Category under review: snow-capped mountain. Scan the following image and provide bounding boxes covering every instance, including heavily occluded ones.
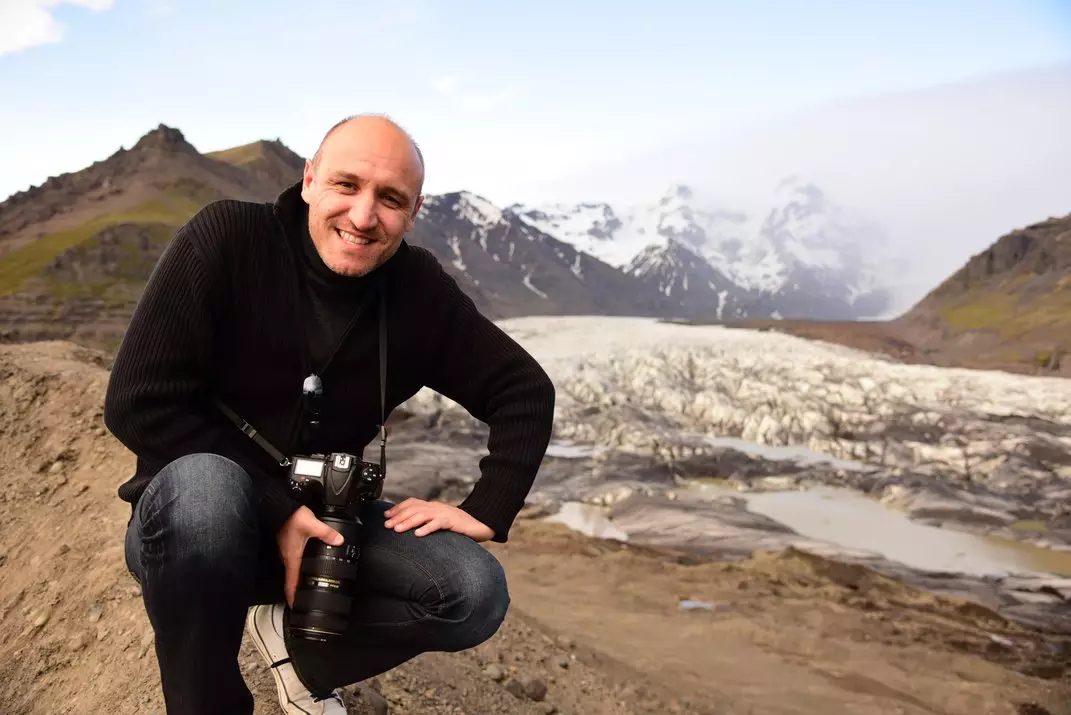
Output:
[403,191,675,320]
[510,177,896,320]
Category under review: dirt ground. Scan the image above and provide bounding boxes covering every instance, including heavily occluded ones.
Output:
[1,340,1069,715]
[705,318,1066,378]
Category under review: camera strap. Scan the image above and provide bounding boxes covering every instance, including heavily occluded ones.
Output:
[377,279,388,476]
[214,399,291,467]
[213,281,389,475]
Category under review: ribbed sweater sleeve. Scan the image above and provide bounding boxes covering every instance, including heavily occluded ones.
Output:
[418,261,556,542]
[103,203,303,533]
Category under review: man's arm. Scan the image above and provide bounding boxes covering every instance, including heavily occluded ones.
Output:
[417,262,556,543]
[103,204,303,533]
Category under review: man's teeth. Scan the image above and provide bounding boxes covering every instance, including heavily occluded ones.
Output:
[337,229,372,245]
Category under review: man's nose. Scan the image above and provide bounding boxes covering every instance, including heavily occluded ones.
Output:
[348,191,378,231]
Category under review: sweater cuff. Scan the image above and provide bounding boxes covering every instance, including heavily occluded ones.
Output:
[260,475,304,534]
[458,477,526,543]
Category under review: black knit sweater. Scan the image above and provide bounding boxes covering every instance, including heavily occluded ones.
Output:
[103,182,556,542]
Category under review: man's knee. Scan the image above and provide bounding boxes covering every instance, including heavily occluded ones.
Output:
[135,453,259,567]
[441,544,510,651]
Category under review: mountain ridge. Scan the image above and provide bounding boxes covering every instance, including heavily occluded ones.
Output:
[510,177,898,321]
[2,121,1067,378]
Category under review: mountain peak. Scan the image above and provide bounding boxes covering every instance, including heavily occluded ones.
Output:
[773,175,826,208]
[205,137,306,177]
[661,184,694,204]
[130,123,198,155]
[447,191,504,229]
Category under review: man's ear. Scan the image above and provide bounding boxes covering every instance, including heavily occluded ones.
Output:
[300,159,315,202]
[407,195,425,230]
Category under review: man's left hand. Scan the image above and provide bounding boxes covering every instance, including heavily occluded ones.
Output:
[383,498,494,542]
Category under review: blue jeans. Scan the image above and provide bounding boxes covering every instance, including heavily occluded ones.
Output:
[124,453,510,715]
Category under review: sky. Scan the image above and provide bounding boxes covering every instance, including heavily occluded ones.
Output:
[1,0,1070,308]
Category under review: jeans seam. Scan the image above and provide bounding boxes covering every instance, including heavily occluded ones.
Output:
[355,543,449,627]
[125,476,160,582]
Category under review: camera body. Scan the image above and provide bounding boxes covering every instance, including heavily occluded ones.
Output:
[285,452,385,643]
[288,451,384,511]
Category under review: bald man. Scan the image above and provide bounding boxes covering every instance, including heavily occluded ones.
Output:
[105,114,556,715]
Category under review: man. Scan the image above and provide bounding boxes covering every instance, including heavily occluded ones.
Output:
[105,114,556,715]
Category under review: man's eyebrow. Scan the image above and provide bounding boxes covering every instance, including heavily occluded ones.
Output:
[332,170,412,202]
[331,170,361,184]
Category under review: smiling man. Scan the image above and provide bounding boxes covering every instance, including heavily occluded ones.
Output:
[303,115,426,277]
[105,114,556,715]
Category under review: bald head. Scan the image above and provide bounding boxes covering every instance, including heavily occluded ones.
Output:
[312,113,425,195]
[300,113,427,277]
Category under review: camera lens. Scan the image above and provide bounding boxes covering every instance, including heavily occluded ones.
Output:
[287,515,363,642]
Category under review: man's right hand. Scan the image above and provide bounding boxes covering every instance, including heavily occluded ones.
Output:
[276,505,344,608]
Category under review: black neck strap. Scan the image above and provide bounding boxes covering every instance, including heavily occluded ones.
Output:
[377,279,387,475]
[214,279,388,475]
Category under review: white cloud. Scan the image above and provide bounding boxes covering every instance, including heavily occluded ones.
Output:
[0,0,114,57]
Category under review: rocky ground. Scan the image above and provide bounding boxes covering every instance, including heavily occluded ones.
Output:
[2,327,1071,714]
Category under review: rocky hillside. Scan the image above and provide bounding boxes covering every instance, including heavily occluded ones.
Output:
[511,177,897,321]
[893,211,1071,372]
[0,125,305,352]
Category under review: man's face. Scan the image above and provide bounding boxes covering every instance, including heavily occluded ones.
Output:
[301,118,425,277]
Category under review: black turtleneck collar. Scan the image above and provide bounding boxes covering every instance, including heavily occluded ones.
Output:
[272,180,371,296]
[272,180,380,375]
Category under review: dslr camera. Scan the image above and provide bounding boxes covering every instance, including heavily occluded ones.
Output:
[285,450,385,643]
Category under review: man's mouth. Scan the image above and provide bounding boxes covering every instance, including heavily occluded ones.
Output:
[336,228,374,246]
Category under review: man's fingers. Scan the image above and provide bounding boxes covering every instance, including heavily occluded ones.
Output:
[313,521,344,545]
[284,557,299,608]
[384,498,423,519]
[414,518,445,537]
[384,503,423,528]
[390,510,433,532]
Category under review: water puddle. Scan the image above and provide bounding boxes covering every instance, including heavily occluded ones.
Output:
[545,501,629,541]
[540,436,1071,578]
[720,485,1071,577]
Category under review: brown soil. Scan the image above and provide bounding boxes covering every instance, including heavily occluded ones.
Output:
[1,340,1069,715]
[707,317,1068,378]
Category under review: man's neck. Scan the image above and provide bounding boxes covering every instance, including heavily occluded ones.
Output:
[299,217,370,294]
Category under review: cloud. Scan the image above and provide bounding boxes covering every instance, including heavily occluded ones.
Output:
[0,0,114,57]
[430,75,521,113]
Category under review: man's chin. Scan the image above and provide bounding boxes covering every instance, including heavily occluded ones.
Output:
[327,260,373,278]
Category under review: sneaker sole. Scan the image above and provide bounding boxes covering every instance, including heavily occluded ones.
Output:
[246,606,317,715]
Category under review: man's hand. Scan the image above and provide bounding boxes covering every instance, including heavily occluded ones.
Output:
[384,498,494,542]
[276,505,344,608]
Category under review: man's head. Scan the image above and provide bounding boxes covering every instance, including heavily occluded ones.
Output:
[301,113,425,277]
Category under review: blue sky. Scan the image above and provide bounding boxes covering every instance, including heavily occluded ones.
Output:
[1,0,1070,302]
[2,0,1068,202]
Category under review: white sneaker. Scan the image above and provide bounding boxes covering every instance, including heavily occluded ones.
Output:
[246,603,348,714]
